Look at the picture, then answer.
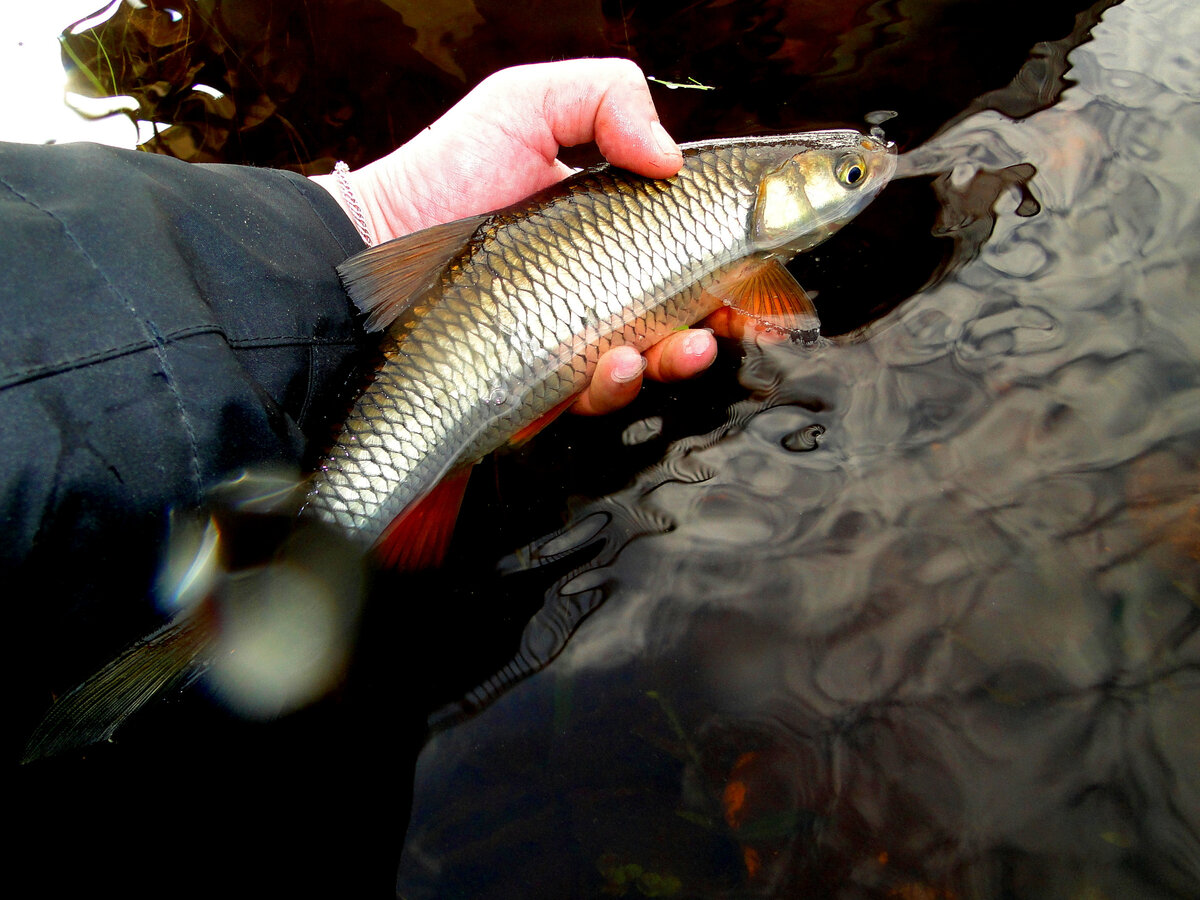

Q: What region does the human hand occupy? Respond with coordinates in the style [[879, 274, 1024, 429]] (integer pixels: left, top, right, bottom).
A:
[[313, 59, 734, 414]]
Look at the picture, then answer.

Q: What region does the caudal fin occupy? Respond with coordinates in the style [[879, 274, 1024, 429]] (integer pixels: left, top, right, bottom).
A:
[[22, 608, 214, 763], [23, 471, 368, 762]]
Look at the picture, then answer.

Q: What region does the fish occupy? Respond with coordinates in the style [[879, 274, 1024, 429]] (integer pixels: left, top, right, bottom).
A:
[[308, 128, 897, 568], [22, 129, 895, 761]]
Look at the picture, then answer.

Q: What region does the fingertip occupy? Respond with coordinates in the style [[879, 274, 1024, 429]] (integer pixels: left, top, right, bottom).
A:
[[646, 328, 717, 381], [675, 328, 718, 377], [701, 307, 751, 341], [649, 120, 684, 173], [610, 345, 649, 384], [683, 327, 718, 363], [573, 346, 645, 415]]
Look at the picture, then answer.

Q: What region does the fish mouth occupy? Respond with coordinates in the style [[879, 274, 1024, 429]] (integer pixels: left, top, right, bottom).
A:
[[851, 133, 899, 190], [868, 141, 900, 189]]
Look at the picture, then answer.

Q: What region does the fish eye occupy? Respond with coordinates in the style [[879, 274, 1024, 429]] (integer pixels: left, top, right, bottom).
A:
[[837, 155, 866, 187]]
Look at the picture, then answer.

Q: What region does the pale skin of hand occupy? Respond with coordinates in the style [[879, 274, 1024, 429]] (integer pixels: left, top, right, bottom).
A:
[[311, 58, 737, 416]]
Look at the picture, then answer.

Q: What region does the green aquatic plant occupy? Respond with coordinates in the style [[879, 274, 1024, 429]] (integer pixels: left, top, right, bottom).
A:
[[596, 853, 683, 897], [55, 0, 463, 170], [646, 75, 716, 91]]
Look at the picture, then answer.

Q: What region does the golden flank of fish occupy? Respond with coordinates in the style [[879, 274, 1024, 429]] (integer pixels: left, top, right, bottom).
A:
[[307, 129, 896, 567]]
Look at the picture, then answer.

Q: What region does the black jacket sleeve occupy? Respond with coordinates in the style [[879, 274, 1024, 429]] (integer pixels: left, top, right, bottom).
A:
[[0, 141, 369, 686]]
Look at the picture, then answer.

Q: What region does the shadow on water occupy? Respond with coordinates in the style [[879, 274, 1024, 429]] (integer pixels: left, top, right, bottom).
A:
[[13, 0, 1200, 898]]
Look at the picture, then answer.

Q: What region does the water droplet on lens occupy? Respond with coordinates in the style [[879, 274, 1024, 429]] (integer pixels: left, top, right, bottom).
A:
[[781, 423, 825, 452]]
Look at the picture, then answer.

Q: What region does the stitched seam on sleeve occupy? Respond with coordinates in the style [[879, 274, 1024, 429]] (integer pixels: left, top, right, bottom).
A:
[[0, 324, 225, 390], [0, 171, 205, 502], [224, 335, 360, 349], [0, 327, 359, 391], [298, 344, 318, 426]]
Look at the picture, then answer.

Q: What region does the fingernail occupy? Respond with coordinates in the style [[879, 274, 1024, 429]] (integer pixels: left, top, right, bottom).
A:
[[651, 120, 681, 159], [612, 353, 648, 384], [683, 330, 711, 357]]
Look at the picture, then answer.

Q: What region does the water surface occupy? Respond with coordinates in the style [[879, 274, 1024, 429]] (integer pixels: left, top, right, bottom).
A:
[[12, 1, 1199, 897], [398, 1, 1200, 896]]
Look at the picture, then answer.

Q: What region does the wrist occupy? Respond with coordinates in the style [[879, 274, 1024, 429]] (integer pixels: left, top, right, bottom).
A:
[[310, 168, 370, 247], [310, 162, 398, 247], [335, 162, 376, 246], [353, 147, 433, 241]]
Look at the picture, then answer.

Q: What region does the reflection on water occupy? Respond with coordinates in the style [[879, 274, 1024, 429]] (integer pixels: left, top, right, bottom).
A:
[[400, 0, 1200, 896]]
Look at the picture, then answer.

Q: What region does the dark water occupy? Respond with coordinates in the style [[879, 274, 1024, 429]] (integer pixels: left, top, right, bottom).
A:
[[13, 1, 1200, 898], [396, 1, 1200, 898]]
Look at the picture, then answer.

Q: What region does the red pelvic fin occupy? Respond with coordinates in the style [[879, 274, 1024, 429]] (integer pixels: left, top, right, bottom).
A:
[[708, 257, 821, 338], [373, 468, 474, 570], [507, 396, 577, 447]]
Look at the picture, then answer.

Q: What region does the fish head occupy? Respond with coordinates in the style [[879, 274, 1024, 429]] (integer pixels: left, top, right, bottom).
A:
[[751, 130, 897, 253]]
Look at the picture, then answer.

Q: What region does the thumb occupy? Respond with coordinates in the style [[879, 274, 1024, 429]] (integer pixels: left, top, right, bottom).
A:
[[495, 59, 685, 178]]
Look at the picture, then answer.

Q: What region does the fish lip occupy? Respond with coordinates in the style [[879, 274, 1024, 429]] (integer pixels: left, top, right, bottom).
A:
[[868, 143, 900, 186]]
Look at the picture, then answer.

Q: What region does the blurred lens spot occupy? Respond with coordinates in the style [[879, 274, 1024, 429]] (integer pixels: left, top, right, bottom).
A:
[[157, 514, 221, 615], [208, 556, 361, 718]]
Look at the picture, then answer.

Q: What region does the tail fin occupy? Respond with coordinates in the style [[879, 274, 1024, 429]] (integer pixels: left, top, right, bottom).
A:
[[22, 608, 214, 763], [23, 469, 367, 763]]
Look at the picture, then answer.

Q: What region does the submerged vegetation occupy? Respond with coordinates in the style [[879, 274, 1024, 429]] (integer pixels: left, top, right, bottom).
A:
[[59, 0, 465, 170]]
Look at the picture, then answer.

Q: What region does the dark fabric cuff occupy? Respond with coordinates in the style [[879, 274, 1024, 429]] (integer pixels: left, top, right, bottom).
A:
[[0, 141, 372, 684]]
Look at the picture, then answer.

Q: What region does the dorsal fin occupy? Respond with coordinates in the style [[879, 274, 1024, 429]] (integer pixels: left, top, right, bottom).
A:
[[337, 215, 488, 332], [705, 257, 820, 340]]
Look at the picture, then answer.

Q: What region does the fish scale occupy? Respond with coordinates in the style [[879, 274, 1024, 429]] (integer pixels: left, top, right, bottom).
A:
[[306, 131, 896, 550]]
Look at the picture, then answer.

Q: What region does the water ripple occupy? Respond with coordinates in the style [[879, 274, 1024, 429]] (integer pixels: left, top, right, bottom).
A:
[[401, 1, 1200, 895]]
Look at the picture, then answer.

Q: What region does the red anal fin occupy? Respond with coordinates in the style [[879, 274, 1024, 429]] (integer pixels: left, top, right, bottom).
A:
[[373, 468, 474, 571], [507, 395, 577, 447], [708, 257, 821, 341]]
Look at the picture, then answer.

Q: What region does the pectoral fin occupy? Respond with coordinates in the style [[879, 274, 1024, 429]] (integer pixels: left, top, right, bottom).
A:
[[338, 215, 489, 332], [706, 257, 820, 341]]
